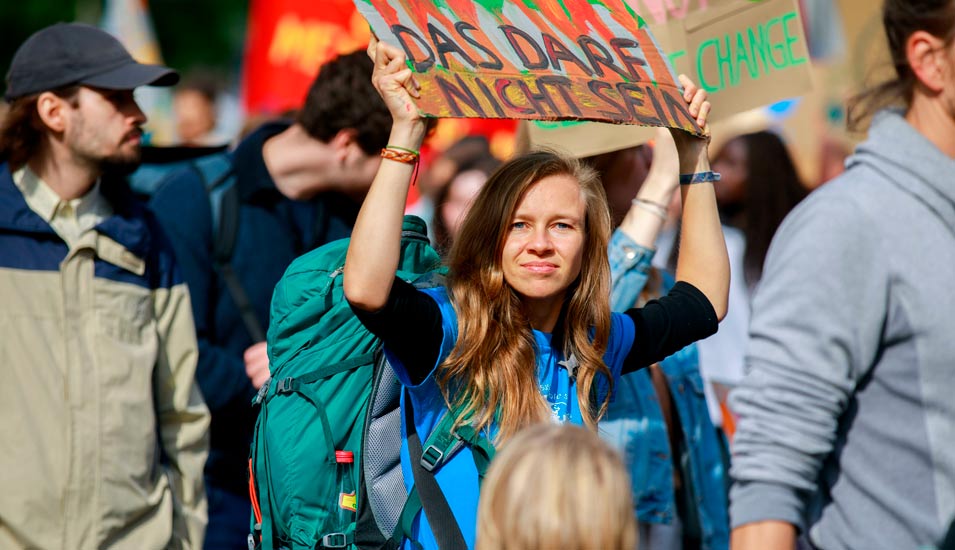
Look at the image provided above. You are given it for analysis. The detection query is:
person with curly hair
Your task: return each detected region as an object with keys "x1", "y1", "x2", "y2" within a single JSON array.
[
  {"x1": 0, "y1": 23, "x2": 209, "y2": 549},
  {"x1": 147, "y1": 50, "x2": 391, "y2": 549}
]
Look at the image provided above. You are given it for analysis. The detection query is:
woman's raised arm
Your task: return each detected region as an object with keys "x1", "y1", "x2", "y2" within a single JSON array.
[
  {"x1": 343, "y1": 38, "x2": 428, "y2": 311},
  {"x1": 616, "y1": 127, "x2": 680, "y2": 248},
  {"x1": 672, "y1": 75, "x2": 730, "y2": 320}
]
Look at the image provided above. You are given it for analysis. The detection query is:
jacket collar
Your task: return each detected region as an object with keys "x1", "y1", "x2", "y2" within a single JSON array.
[
  {"x1": 231, "y1": 120, "x2": 292, "y2": 202},
  {"x1": 1, "y1": 162, "x2": 153, "y2": 259},
  {"x1": 0, "y1": 163, "x2": 57, "y2": 235}
]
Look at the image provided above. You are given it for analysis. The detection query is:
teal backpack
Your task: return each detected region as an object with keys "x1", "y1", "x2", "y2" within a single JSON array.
[{"x1": 248, "y1": 215, "x2": 495, "y2": 550}]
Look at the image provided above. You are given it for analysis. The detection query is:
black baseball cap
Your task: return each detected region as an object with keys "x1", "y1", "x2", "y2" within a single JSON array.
[{"x1": 4, "y1": 22, "x2": 179, "y2": 101}]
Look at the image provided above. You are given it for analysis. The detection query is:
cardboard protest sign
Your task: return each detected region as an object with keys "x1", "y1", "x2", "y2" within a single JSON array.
[
  {"x1": 523, "y1": 0, "x2": 813, "y2": 158},
  {"x1": 354, "y1": 0, "x2": 703, "y2": 134},
  {"x1": 522, "y1": 119, "x2": 656, "y2": 158},
  {"x1": 657, "y1": 0, "x2": 813, "y2": 120},
  {"x1": 516, "y1": 0, "x2": 711, "y2": 157}
]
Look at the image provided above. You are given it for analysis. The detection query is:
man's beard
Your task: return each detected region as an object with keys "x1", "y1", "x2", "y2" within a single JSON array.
[
  {"x1": 69, "y1": 117, "x2": 144, "y2": 176},
  {"x1": 97, "y1": 147, "x2": 142, "y2": 176}
]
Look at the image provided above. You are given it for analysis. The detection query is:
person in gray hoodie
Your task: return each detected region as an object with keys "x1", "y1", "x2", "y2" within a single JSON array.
[{"x1": 729, "y1": 1, "x2": 955, "y2": 549}]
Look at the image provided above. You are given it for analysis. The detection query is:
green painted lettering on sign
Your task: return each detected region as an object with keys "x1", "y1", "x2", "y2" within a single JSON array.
[
  {"x1": 782, "y1": 12, "x2": 807, "y2": 67},
  {"x1": 668, "y1": 49, "x2": 687, "y2": 66},
  {"x1": 696, "y1": 10, "x2": 806, "y2": 93},
  {"x1": 533, "y1": 120, "x2": 586, "y2": 129}
]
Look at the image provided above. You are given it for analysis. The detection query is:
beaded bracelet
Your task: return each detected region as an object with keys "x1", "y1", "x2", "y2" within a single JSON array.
[
  {"x1": 679, "y1": 171, "x2": 721, "y2": 184},
  {"x1": 380, "y1": 147, "x2": 419, "y2": 165}
]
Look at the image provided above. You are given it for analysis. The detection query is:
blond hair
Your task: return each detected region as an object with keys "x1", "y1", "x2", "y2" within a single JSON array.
[
  {"x1": 476, "y1": 423, "x2": 637, "y2": 550},
  {"x1": 437, "y1": 150, "x2": 614, "y2": 442}
]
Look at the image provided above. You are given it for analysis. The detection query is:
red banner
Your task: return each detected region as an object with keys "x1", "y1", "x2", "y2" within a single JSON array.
[
  {"x1": 241, "y1": 0, "x2": 371, "y2": 114},
  {"x1": 240, "y1": 0, "x2": 518, "y2": 204}
]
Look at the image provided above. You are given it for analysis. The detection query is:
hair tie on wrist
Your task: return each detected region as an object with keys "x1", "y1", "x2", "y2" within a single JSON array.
[
  {"x1": 679, "y1": 171, "x2": 721, "y2": 185},
  {"x1": 631, "y1": 197, "x2": 668, "y2": 220}
]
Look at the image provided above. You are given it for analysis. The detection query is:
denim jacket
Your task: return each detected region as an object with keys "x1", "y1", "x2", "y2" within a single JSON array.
[{"x1": 601, "y1": 229, "x2": 729, "y2": 550}]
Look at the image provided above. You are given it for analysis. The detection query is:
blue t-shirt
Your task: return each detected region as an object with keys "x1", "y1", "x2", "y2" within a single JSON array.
[{"x1": 384, "y1": 286, "x2": 636, "y2": 550}]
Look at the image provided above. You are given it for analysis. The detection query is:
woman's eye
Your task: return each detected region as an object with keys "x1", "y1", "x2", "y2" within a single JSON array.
[
  {"x1": 554, "y1": 222, "x2": 572, "y2": 230},
  {"x1": 511, "y1": 221, "x2": 527, "y2": 230}
]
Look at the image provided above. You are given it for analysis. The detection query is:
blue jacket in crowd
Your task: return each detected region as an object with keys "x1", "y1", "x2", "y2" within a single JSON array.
[
  {"x1": 147, "y1": 123, "x2": 361, "y2": 545},
  {"x1": 603, "y1": 229, "x2": 730, "y2": 550}
]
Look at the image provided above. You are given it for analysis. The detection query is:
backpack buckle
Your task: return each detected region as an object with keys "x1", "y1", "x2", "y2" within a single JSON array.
[
  {"x1": 275, "y1": 377, "x2": 295, "y2": 394},
  {"x1": 321, "y1": 533, "x2": 348, "y2": 548},
  {"x1": 420, "y1": 444, "x2": 444, "y2": 472},
  {"x1": 253, "y1": 378, "x2": 271, "y2": 405}
]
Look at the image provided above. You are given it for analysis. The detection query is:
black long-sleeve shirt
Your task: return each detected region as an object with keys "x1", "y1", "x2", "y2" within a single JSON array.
[{"x1": 353, "y1": 278, "x2": 717, "y2": 385}]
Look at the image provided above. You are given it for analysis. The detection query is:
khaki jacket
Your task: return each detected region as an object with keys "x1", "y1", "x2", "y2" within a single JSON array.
[{"x1": 0, "y1": 165, "x2": 210, "y2": 549}]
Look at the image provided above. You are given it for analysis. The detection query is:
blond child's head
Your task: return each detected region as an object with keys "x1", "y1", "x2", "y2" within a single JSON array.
[{"x1": 476, "y1": 423, "x2": 637, "y2": 550}]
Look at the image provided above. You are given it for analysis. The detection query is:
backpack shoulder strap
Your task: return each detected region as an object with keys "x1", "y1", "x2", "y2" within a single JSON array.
[
  {"x1": 447, "y1": 423, "x2": 495, "y2": 483},
  {"x1": 421, "y1": 402, "x2": 495, "y2": 481},
  {"x1": 194, "y1": 153, "x2": 237, "y2": 263},
  {"x1": 391, "y1": 401, "x2": 497, "y2": 549},
  {"x1": 193, "y1": 154, "x2": 267, "y2": 343},
  {"x1": 402, "y1": 400, "x2": 468, "y2": 550}
]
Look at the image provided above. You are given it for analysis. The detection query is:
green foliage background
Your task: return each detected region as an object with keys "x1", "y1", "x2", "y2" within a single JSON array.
[{"x1": 1, "y1": 0, "x2": 249, "y2": 97}]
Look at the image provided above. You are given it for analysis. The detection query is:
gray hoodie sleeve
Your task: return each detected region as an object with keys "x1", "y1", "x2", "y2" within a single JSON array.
[{"x1": 729, "y1": 188, "x2": 889, "y2": 530}]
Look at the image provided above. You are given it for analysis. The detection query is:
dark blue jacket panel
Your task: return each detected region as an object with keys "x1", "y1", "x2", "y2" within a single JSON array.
[
  {"x1": 0, "y1": 163, "x2": 182, "y2": 291},
  {"x1": 148, "y1": 122, "x2": 361, "y2": 493}
]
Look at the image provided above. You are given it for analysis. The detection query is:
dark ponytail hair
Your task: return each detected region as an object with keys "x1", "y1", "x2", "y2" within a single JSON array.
[
  {"x1": 847, "y1": 0, "x2": 955, "y2": 130},
  {"x1": 739, "y1": 132, "x2": 807, "y2": 287}
]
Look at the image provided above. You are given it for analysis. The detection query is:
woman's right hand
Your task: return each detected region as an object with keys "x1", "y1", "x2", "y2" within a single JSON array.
[
  {"x1": 670, "y1": 74, "x2": 712, "y2": 175},
  {"x1": 370, "y1": 35, "x2": 423, "y2": 127},
  {"x1": 669, "y1": 74, "x2": 729, "y2": 322}
]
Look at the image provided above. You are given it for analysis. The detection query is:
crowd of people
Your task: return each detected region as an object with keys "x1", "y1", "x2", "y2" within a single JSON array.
[{"x1": 2, "y1": 0, "x2": 955, "y2": 548}]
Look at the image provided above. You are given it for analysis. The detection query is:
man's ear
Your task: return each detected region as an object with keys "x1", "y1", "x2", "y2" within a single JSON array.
[
  {"x1": 907, "y1": 30, "x2": 948, "y2": 93},
  {"x1": 329, "y1": 128, "x2": 360, "y2": 164},
  {"x1": 35, "y1": 91, "x2": 70, "y2": 133}
]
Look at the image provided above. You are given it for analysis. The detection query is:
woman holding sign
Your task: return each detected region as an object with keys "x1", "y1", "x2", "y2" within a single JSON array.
[{"x1": 343, "y1": 36, "x2": 728, "y2": 550}]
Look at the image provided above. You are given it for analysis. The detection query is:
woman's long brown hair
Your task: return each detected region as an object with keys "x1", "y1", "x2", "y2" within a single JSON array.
[{"x1": 437, "y1": 150, "x2": 614, "y2": 442}]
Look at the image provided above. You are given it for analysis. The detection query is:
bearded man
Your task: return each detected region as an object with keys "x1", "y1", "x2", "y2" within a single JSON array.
[{"x1": 0, "y1": 22, "x2": 210, "y2": 550}]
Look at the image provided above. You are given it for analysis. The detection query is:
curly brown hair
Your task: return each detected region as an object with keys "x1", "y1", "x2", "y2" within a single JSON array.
[
  {"x1": 296, "y1": 50, "x2": 391, "y2": 155},
  {"x1": 0, "y1": 86, "x2": 78, "y2": 169}
]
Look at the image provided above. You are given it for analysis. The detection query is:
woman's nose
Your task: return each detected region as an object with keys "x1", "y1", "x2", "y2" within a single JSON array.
[{"x1": 526, "y1": 227, "x2": 554, "y2": 254}]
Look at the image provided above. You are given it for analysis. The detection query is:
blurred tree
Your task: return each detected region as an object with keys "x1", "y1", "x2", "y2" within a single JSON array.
[
  {"x1": 150, "y1": 0, "x2": 248, "y2": 76},
  {"x1": 0, "y1": 0, "x2": 248, "y2": 98},
  {"x1": 0, "y1": 2, "x2": 77, "y2": 96}
]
